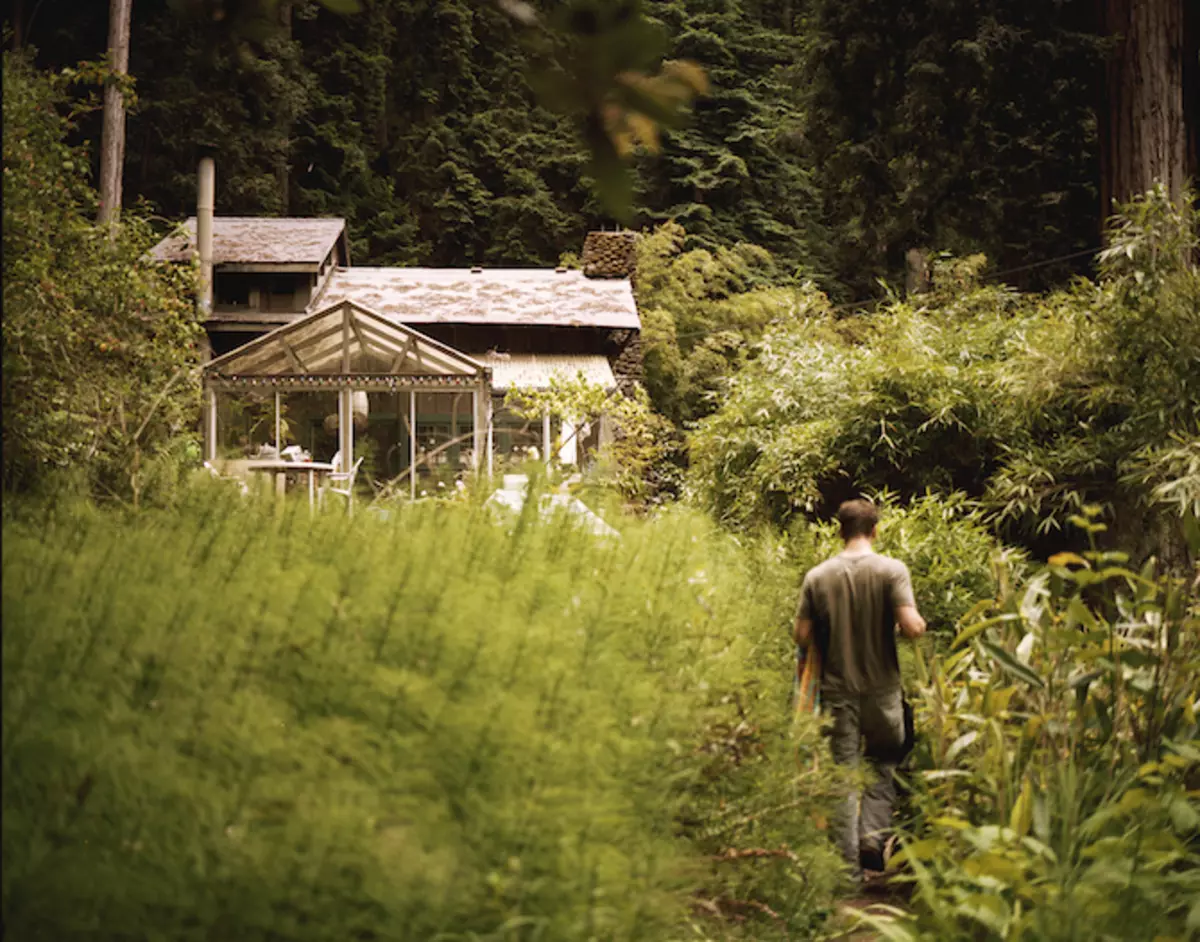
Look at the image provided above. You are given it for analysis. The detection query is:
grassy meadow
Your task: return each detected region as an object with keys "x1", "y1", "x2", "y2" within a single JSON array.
[{"x1": 1, "y1": 484, "x2": 847, "y2": 940}]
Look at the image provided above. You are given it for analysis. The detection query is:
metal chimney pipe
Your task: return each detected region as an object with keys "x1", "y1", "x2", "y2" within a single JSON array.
[{"x1": 196, "y1": 155, "x2": 215, "y2": 319}]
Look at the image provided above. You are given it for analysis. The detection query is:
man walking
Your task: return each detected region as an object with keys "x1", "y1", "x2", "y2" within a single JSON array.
[{"x1": 794, "y1": 498, "x2": 926, "y2": 883}]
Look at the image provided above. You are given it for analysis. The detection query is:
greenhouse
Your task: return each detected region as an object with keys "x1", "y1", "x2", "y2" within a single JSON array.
[{"x1": 203, "y1": 300, "x2": 493, "y2": 501}]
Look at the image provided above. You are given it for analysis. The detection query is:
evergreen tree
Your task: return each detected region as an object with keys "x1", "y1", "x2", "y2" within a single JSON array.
[
  {"x1": 796, "y1": 0, "x2": 1106, "y2": 298},
  {"x1": 637, "y1": 0, "x2": 827, "y2": 279}
]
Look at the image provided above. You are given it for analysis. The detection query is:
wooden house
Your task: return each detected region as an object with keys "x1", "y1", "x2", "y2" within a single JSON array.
[{"x1": 150, "y1": 180, "x2": 641, "y2": 495}]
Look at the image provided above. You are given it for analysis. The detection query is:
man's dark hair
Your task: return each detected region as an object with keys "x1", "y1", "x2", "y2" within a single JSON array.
[{"x1": 837, "y1": 498, "x2": 879, "y2": 539}]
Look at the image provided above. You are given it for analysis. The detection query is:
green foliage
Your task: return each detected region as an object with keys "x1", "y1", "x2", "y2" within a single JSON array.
[
  {"x1": 688, "y1": 190, "x2": 1200, "y2": 558},
  {"x1": 130, "y1": 0, "x2": 315, "y2": 218},
  {"x1": 786, "y1": 492, "x2": 1011, "y2": 643},
  {"x1": 1, "y1": 52, "x2": 203, "y2": 504},
  {"x1": 519, "y1": 0, "x2": 709, "y2": 222},
  {"x1": 22, "y1": 0, "x2": 1181, "y2": 299},
  {"x1": 288, "y1": 0, "x2": 594, "y2": 266},
  {"x1": 505, "y1": 375, "x2": 675, "y2": 507},
  {"x1": 687, "y1": 281, "x2": 1010, "y2": 528},
  {"x1": 1, "y1": 487, "x2": 846, "y2": 940},
  {"x1": 864, "y1": 513, "x2": 1200, "y2": 940},
  {"x1": 633, "y1": 0, "x2": 827, "y2": 277},
  {"x1": 16, "y1": 0, "x2": 828, "y2": 274},
  {"x1": 796, "y1": 0, "x2": 1106, "y2": 298},
  {"x1": 634, "y1": 221, "x2": 808, "y2": 426}
]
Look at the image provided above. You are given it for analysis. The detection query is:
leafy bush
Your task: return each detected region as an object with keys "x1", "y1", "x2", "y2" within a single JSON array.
[
  {"x1": 786, "y1": 492, "x2": 1013, "y2": 648},
  {"x1": 2, "y1": 52, "x2": 202, "y2": 504},
  {"x1": 634, "y1": 221, "x2": 815, "y2": 427},
  {"x1": 687, "y1": 189, "x2": 1200, "y2": 559},
  {"x1": 686, "y1": 284, "x2": 1022, "y2": 530},
  {"x1": 1, "y1": 487, "x2": 845, "y2": 941},
  {"x1": 504, "y1": 376, "x2": 678, "y2": 508},
  {"x1": 865, "y1": 511, "x2": 1200, "y2": 940}
]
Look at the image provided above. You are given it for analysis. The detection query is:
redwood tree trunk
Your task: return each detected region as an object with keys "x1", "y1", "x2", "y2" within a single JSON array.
[
  {"x1": 1185, "y1": 0, "x2": 1199, "y2": 187},
  {"x1": 275, "y1": 0, "x2": 293, "y2": 214},
  {"x1": 1098, "y1": 0, "x2": 1187, "y2": 215},
  {"x1": 98, "y1": 0, "x2": 133, "y2": 233}
]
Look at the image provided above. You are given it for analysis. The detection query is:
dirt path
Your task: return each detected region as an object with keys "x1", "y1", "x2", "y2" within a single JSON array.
[{"x1": 824, "y1": 874, "x2": 912, "y2": 941}]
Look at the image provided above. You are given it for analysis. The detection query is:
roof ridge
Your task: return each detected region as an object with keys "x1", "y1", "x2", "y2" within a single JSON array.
[{"x1": 178, "y1": 216, "x2": 346, "y2": 223}]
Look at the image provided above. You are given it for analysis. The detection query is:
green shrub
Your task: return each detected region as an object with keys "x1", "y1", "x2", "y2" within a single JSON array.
[
  {"x1": 687, "y1": 189, "x2": 1200, "y2": 559},
  {"x1": 1, "y1": 487, "x2": 845, "y2": 941},
  {"x1": 686, "y1": 288, "x2": 1022, "y2": 530},
  {"x1": 634, "y1": 221, "x2": 817, "y2": 428},
  {"x1": 2, "y1": 52, "x2": 202, "y2": 505},
  {"x1": 862, "y1": 511, "x2": 1200, "y2": 940},
  {"x1": 787, "y1": 491, "x2": 1014, "y2": 642}
]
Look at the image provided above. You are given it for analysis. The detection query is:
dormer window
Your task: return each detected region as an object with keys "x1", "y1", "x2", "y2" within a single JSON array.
[{"x1": 264, "y1": 274, "x2": 298, "y2": 312}]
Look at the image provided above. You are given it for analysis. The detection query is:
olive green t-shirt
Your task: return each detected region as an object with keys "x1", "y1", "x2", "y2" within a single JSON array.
[{"x1": 796, "y1": 550, "x2": 915, "y2": 695}]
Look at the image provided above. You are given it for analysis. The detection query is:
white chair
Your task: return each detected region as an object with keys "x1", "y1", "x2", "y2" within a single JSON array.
[
  {"x1": 321, "y1": 456, "x2": 364, "y2": 513},
  {"x1": 203, "y1": 461, "x2": 250, "y2": 497}
]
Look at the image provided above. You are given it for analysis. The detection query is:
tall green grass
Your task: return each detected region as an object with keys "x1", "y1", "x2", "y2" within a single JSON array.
[
  {"x1": 860, "y1": 512, "x2": 1200, "y2": 941},
  {"x1": 2, "y1": 484, "x2": 844, "y2": 941}
]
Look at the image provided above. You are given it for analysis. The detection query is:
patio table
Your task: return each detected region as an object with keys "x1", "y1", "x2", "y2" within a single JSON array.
[{"x1": 243, "y1": 460, "x2": 336, "y2": 510}]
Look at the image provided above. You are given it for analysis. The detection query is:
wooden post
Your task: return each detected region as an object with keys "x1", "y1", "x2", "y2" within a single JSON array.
[
  {"x1": 335, "y1": 387, "x2": 353, "y2": 516},
  {"x1": 206, "y1": 387, "x2": 218, "y2": 462},
  {"x1": 274, "y1": 390, "x2": 282, "y2": 453},
  {"x1": 542, "y1": 412, "x2": 551, "y2": 466},
  {"x1": 338, "y1": 305, "x2": 354, "y2": 510},
  {"x1": 598, "y1": 413, "x2": 613, "y2": 449},
  {"x1": 473, "y1": 385, "x2": 489, "y2": 475},
  {"x1": 339, "y1": 388, "x2": 353, "y2": 467},
  {"x1": 487, "y1": 393, "x2": 494, "y2": 477},
  {"x1": 409, "y1": 389, "x2": 417, "y2": 501}
]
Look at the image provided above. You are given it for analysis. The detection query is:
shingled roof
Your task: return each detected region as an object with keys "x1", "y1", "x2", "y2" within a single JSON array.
[
  {"x1": 317, "y1": 267, "x2": 640, "y2": 329},
  {"x1": 150, "y1": 217, "x2": 348, "y2": 266},
  {"x1": 470, "y1": 352, "x2": 617, "y2": 391}
]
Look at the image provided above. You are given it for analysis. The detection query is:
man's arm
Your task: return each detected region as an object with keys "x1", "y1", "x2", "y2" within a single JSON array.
[
  {"x1": 896, "y1": 604, "x2": 926, "y2": 639},
  {"x1": 891, "y1": 562, "x2": 925, "y2": 639},
  {"x1": 794, "y1": 573, "x2": 815, "y2": 647}
]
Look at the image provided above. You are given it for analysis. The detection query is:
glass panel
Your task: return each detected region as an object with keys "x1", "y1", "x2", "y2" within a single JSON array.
[
  {"x1": 286, "y1": 315, "x2": 345, "y2": 374},
  {"x1": 215, "y1": 389, "x2": 275, "y2": 460},
  {"x1": 413, "y1": 392, "x2": 474, "y2": 485},
  {"x1": 576, "y1": 416, "x2": 601, "y2": 467},
  {"x1": 348, "y1": 343, "x2": 393, "y2": 374},
  {"x1": 278, "y1": 390, "x2": 340, "y2": 465},
  {"x1": 362, "y1": 390, "x2": 410, "y2": 490},
  {"x1": 492, "y1": 397, "x2": 541, "y2": 464}
]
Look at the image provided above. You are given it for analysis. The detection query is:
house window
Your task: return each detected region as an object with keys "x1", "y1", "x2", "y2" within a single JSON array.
[
  {"x1": 263, "y1": 274, "x2": 300, "y2": 312},
  {"x1": 214, "y1": 273, "x2": 255, "y2": 309}
]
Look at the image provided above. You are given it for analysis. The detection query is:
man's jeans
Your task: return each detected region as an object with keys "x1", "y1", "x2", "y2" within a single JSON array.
[{"x1": 825, "y1": 688, "x2": 905, "y2": 880}]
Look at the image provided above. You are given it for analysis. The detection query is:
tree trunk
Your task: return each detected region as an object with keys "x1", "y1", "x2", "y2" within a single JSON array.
[
  {"x1": 1099, "y1": 0, "x2": 1187, "y2": 216},
  {"x1": 276, "y1": 0, "x2": 292, "y2": 214},
  {"x1": 1185, "y1": 0, "x2": 1199, "y2": 188},
  {"x1": 98, "y1": 0, "x2": 133, "y2": 234}
]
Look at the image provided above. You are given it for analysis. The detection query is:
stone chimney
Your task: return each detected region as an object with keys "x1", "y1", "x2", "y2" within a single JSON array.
[{"x1": 582, "y1": 230, "x2": 639, "y2": 279}]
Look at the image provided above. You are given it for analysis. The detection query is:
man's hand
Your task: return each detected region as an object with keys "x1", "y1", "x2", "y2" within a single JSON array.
[
  {"x1": 896, "y1": 605, "x2": 926, "y2": 639},
  {"x1": 794, "y1": 616, "x2": 812, "y2": 646}
]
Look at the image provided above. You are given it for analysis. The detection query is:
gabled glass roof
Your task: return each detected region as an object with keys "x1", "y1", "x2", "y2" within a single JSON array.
[{"x1": 205, "y1": 300, "x2": 487, "y2": 378}]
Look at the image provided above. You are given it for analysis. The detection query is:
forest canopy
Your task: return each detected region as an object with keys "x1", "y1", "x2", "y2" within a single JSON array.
[
  {"x1": 10, "y1": 0, "x2": 1195, "y2": 293},
  {"x1": 3, "y1": 2, "x2": 1200, "y2": 940}
]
